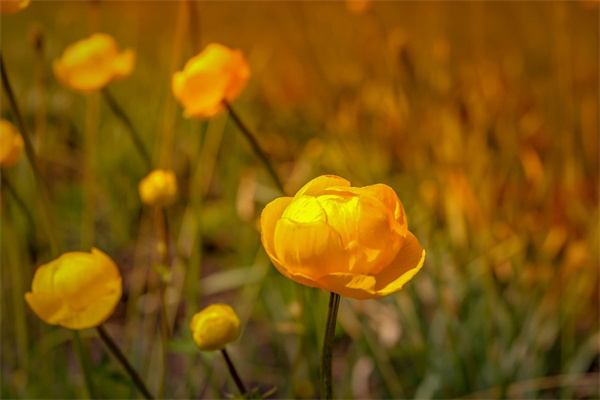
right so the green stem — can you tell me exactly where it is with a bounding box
[321,292,340,400]
[221,348,247,396]
[223,101,285,195]
[72,331,97,398]
[0,52,60,255]
[1,174,35,230]
[158,207,171,398]
[96,325,155,399]
[101,88,152,171]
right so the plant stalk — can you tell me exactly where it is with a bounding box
[223,101,285,194]
[96,325,154,399]
[101,88,152,171]
[221,348,248,396]
[321,292,340,399]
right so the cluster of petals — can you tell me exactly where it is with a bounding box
[25,249,123,330]
[260,175,425,299]
[0,119,24,167]
[189,304,241,351]
[138,169,178,207]
[53,33,135,93]
[172,43,250,119]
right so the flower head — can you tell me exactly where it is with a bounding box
[260,175,425,299]
[0,0,30,14]
[53,33,135,93]
[172,43,250,119]
[0,119,24,167]
[25,248,123,330]
[190,304,241,351]
[138,169,178,207]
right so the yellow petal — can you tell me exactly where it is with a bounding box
[294,175,351,198]
[24,292,69,325]
[112,48,136,80]
[361,183,407,236]
[318,231,425,299]
[56,285,122,330]
[260,196,293,260]
[273,217,348,279]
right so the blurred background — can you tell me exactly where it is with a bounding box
[1,1,599,398]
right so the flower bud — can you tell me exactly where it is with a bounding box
[0,119,24,167]
[190,304,241,351]
[172,43,250,119]
[53,33,135,93]
[25,248,123,330]
[0,0,30,14]
[138,169,178,207]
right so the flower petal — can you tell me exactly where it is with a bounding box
[112,48,136,80]
[318,231,425,299]
[24,292,69,325]
[260,196,293,260]
[57,285,122,330]
[294,175,351,198]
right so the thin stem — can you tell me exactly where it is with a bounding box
[158,207,171,398]
[72,331,97,398]
[1,174,35,230]
[96,325,155,399]
[223,101,286,195]
[221,348,247,396]
[321,292,340,400]
[0,52,60,255]
[101,88,152,171]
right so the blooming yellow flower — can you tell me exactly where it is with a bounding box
[0,119,24,167]
[190,304,241,351]
[53,33,135,93]
[172,43,250,119]
[260,175,425,299]
[138,169,178,207]
[0,0,30,14]
[25,248,123,330]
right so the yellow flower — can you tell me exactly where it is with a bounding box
[346,0,372,14]
[25,248,123,330]
[172,43,250,119]
[0,0,30,14]
[138,169,178,207]
[260,175,425,300]
[0,119,24,167]
[53,33,135,93]
[190,304,241,351]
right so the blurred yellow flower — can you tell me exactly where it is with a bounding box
[172,43,250,119]
[346,0,372,14]
[53,33,135,93]
[0,0,30,14]
[260,175,425,299]
[190,304,241,351]
[138,169,178,207]
[0,119,24,167]
[25,248,122,330]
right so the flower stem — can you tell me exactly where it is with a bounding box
[101,88,152,171]
[158,207,171,398]
[0,52,60,256]
[72,331,97,399]
[223,101,286,195]
[96,325,155,399]
[221,348,248,396]
[321,292,340,400]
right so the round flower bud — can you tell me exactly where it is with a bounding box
[53,33,135,93]
[25,248,123,330]
[0,119,24,167]
[138,169,178,207]
[260,175,426,300]
[172,43,250,119]
[190,304,241,351]
[0,0,30,14]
